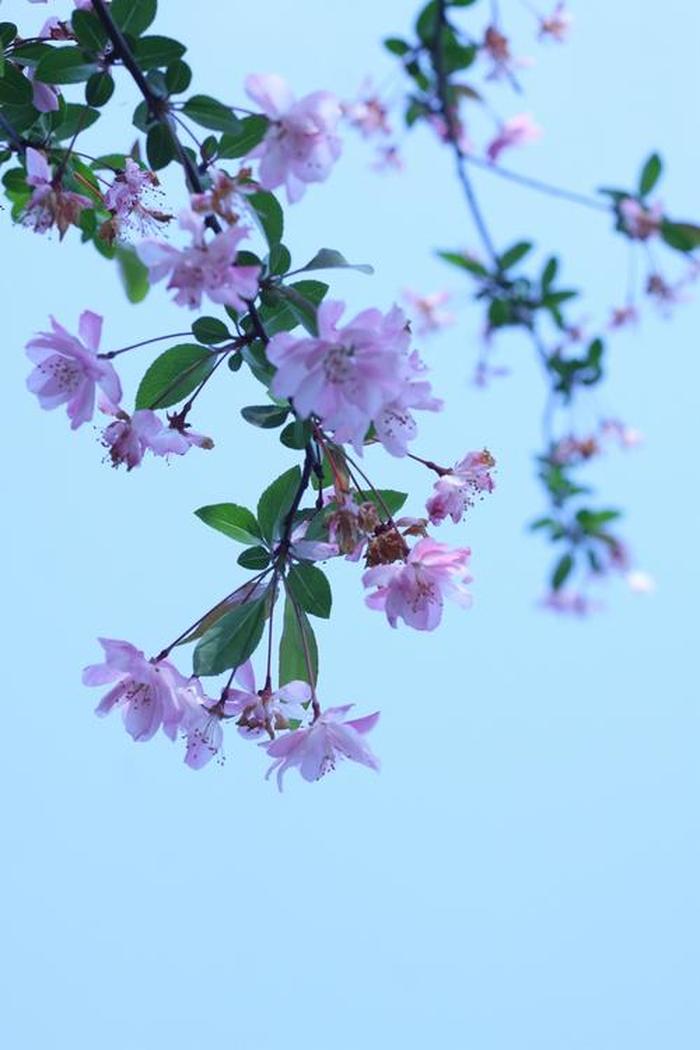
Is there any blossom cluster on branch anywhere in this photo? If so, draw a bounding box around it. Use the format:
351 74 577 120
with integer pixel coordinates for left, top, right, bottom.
3 0 694 783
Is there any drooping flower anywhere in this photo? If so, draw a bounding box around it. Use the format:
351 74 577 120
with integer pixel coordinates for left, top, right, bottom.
99 400 213 470
619 197 663 240
26 310 121 429
175 678 225 769
223 661 311 739
261 705 380 790
103 158 167 238
83 639 186 743
426 450 496 525
136 210 260 310
486 113 542 164
539 4 573 42
403 289 456 335
22 147 92 237
267 299 440 454
363 536 473 630
244 73 342 202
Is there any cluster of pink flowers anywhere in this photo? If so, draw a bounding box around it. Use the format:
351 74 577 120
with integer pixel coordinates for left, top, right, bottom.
244 73 342 203
22 148 92 238
267 299 442 456
83 641 380 785
137 211 260 310
25 312 213 464
426 450 496 525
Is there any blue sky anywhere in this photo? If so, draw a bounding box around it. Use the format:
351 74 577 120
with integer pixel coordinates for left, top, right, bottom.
3 2 699 1048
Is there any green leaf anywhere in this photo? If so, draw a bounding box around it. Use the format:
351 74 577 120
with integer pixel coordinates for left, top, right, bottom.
257 466 302 545
639 152 662 197
135 344 215 409
51 102 100 139
279 596 318 687
541 256 558 289
85 71 114 107
551 553 574 590
194 503 262 545
111 0 158 36
133 36 186 71
71 10 108 51
238 546 271 570
297 247 374 275
660 219 700 253
193 597 267 676
268 242 291 277
0 24 17 50
0 63 33 104
273 284 323 335
116 245 149 303
280 420 312 450
248 189 283 247
356 489 407 517
258 280 328 336
182 94 240 133
165 59 192 95
415 1 439 44
383 37 411 56
191 316 230 344
146 122 175 169
436 250 488 277
241 404 290 429
34 47 98 85
287 564 332 618
218 114 269 158
499 241 532 270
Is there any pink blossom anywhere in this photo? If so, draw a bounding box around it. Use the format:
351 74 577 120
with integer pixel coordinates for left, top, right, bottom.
245 73 342 202
541 590 600 616
267 300 440 455
26 310 121 429
175 678 225 769
486 113 542 164
372 349 443 457
482 25 533 80
223 660 311 738
83 639 186 743
608 304 639 329
261 705 380 790
341 80 392 138
136 211 260 310
371 144 405 173
23 147 92 237
363 536 473 630
99 401 212 470
619 197 663 240
287 519 340 562
190 168 256 224
104 158 164 236
426 450 496 525
599 418 643 449
539 4 573 42
403 289 456 335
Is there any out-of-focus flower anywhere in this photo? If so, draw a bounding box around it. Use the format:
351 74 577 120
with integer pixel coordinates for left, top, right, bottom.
190 167 257 225
626 570 655 594
371 145 405 173
136 210 260 310
619 197 663 240
608 304 639 329
244 73 342 203
341 80 392 138
539 4 573 42
482 25 533 80
26 311 121 429
541 590 600 615
403 289 456 335
486 113 542 164
261 705 380 789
